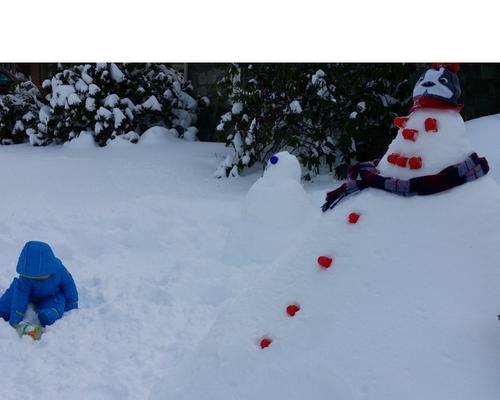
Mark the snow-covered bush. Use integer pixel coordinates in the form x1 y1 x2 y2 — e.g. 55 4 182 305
0 81 45 144
214 64 338 178
215 63 415 178
32 63 200 146
33 64 136 146
122 64 200 139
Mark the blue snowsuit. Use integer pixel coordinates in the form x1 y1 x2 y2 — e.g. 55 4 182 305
0 241 78 327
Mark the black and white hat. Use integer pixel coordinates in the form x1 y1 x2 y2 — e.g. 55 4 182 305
412 63 462 111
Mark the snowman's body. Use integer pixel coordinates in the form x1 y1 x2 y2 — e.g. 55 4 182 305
378 109 473 179
223 151 316 265
378 65 470 180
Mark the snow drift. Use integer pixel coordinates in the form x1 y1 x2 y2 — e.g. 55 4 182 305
153 115 500 400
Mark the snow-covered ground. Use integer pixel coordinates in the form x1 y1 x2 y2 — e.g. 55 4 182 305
0 117 498 399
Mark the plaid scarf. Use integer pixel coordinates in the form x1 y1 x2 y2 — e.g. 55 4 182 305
322 153 489 212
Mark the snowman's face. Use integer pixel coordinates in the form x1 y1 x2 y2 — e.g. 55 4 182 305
412 67 460 102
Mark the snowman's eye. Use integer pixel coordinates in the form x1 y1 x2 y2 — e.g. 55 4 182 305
439 77 448 85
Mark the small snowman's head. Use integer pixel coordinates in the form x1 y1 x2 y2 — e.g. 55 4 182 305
263 151 302 182
412 63 461 110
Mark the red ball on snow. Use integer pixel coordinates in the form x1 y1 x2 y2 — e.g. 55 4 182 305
387 153 399 164
260 338 272 349
402 128 418 142
317 256 333 269
408 156 423 170
396 156 409 168
393 116 409 129
348 212 360 224
424 118 438 132
286 304 301 317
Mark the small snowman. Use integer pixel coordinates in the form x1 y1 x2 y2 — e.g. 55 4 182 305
224 151 315 264
244 151 310 227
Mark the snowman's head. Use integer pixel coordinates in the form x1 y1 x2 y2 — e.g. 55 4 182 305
412 64 461 108
263 151 302 182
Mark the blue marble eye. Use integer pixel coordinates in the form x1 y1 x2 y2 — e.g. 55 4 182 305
269 155 279 165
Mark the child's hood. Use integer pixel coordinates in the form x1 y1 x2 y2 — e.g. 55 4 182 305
16 241 63 278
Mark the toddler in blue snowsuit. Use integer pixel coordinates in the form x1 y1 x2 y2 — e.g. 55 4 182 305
0 241 78 327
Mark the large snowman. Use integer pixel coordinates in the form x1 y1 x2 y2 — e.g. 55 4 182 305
153 65 500 400
379 63 474 179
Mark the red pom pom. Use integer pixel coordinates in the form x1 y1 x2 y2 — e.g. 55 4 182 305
387 153 399 164
402 128 418 142
393 116 409 129
348 212 360 224
286 304 301 317
408 156 422 170
317 256 333 269
260 338 272 349
431 63 460 73
424 118 438 133
396 156 408 168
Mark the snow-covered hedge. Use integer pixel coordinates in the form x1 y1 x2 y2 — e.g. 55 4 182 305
215 63 415 179
0 81 45 145
1 63 202 147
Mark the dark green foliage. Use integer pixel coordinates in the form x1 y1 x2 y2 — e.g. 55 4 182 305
215 63 415 179
331 63 415 177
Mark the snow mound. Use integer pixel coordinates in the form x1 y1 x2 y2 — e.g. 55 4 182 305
183 127 198 142
466 113 500 183
154 118 500 400
63 131 97 149
139 127 178 145
159 176 500 400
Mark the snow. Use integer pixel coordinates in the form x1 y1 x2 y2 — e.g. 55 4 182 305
112 108 126 129
63 131 97 149
39 106 51 124
50 84 76 108
96 107 112 120
231 102 243 115
0 113 499 400
464 113 500 183
289 100 303 114
85 97 96 112
67 93 81 106
75 79 88 93
104 94 120 108
140 95 162 112
139 126 178 145
311 69 326 85
81 72 93 85
14 120 24 132
109 63 125 83
88 84 100 96
183 126 198 142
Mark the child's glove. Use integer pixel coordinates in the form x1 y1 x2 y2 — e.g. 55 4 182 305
13 322 44 340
